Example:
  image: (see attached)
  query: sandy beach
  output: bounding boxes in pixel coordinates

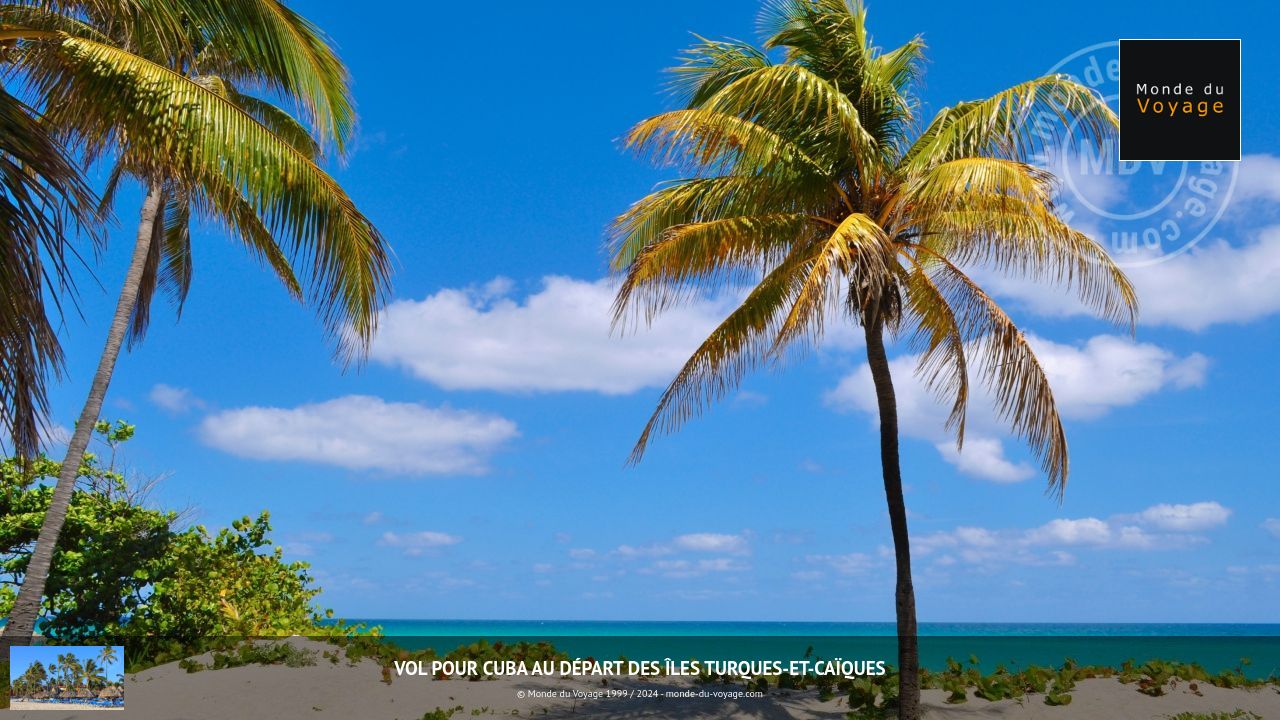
[4,640,1278,719]
[6,700,122,711]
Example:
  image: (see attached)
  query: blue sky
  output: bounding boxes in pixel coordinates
[39,0,1280,623]
[8,646,124,683]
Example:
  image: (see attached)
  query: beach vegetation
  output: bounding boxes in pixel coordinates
[608,2,1135,717]
[177,641,319,673]
[0,423,362,670]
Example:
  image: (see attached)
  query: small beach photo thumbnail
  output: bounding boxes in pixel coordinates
[7,645,124,711]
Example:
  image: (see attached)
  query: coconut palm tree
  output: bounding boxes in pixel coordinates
[97,646,117,669]
[609,1,1136,716]
[18,659,46,696]
[0,89,99,459]
[0,0,390,646]
[80,658,106,690]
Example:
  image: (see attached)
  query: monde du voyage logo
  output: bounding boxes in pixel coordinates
[1119,39,1241,162]
[1043,39,1240,267]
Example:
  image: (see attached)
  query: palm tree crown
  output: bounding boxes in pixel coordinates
[611,0,1136,493]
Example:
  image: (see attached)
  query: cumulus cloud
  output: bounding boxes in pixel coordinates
[980,229,1280,332]
[672,533,749,555]
[1233,153,1280,203]
[369,276,736,394]
[370,276,858,395]
[825,334,1206,482]
[1263,518,1280,539]
[380,531,462,555]
[915,501,1228,567]
[1126,502,1232,531]
[644,558,750,578]
[149,384,205,414]
[606,532,753,577]
[805,552,878,576]
[199,395,518,475]
[615,532,750,558]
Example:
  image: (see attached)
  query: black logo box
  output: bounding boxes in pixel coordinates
[1119,39,1241,162]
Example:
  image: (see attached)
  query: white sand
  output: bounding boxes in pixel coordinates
[6,701,122,711]
[5,639,1277,719]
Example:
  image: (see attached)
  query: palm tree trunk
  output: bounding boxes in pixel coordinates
[1,184,164,648]
[864,316,921,720]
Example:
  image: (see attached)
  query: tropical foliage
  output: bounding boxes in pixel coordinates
[0,423,357,668]
[609,0,1137,716]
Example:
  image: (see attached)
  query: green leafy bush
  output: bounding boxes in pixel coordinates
[0,422,368,670]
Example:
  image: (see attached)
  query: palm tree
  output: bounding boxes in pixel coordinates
[0,0,390,646]
[609,2,1136,716]
[19,659,46,697]
[81,658,106,690]
[97,646,117,669]
[0,89,99,459]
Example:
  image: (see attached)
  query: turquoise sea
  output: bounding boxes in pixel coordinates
[352,621,1280,678]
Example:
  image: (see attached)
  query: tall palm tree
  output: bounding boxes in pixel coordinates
[609,1,1136,716]
[0,0,390,646]
[81,658,105,690]
[97,645,116,669]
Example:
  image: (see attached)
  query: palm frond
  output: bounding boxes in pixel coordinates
[0,88,97,455]
[609,173,838,270]
[181,0,355,152]
[613,213,829,325]
[627,244,816,463]
[916,248,1068,495]
[196,75,322,159]
[900,75,1117,170]
[668,35,772,108]
[899,255,968,446]
[701,62,881,176]
[900,157,1138,330]
[624,108,831,178]
[29,34,387,357]
[772,211,891,350]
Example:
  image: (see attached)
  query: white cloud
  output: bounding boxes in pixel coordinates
[1129,502,1232,531]
[935,438,1033,483]
[806,552,878,576]
[199,395,518,475]
[645,558,749,578]
[371,276,858,395]
[369,276,737,394]
[616,532,750,559]
[1233,153,1280,203]
[981,229,1280,332]
[672,533,749,555]
[916,501,1226,567]
[149,384,204,414]
[1263,518,1280,539]
[362,511,384,525]
[825,334,1206,482]
[1026,518,1116,546]
[380,530,461,555]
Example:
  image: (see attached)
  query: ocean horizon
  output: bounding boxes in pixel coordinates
[352,619,1280,637]
[346,621,1280,677]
